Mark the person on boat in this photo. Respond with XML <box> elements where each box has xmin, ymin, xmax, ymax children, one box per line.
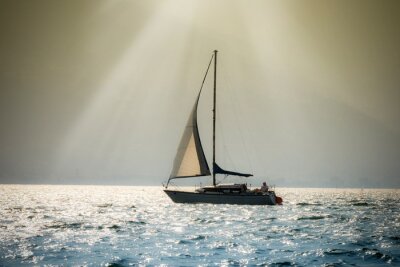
<box><xmin>260</xmin><ymin>182</ymin><xmax>269</xmax><ymax>192</ymax></box>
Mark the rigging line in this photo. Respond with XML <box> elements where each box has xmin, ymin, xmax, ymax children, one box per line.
<box><xmin>218</xmin><ymin>174</ymin><xmax>229</xmax><ymax>185</ymax></box>
<box><xmin>221</xmin><ymin>68</ymin><xmax>253</xmax><ymax>174</ymax></box>
<box><xmin>198</xmin><ymin>53</ymin><xmax>215</xmax><ymax>96</ymax></box>
<box><xmin>215</xmin><ymin>61</ymin><xmax>237</xmax><ymax>171</ymax></box>
<box><xmin>216</xmin><ymin>110</ymin><xmax>236</xmax><ymax>170</ymax></box>
<box><xmin>196</xmin><ymin>52</ymin><xmax>214</xmax><ymax>173</ymax></box>
<box><xmin>210</xmin><ymin>54</ymin><xmax>237</xmax><ymax>174</ymax></box>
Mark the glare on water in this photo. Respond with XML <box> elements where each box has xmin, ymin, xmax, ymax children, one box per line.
<box><xmin>0</xmin><ymin>185</ymin><xmax>399</xmax><ymax>266</ymax></box>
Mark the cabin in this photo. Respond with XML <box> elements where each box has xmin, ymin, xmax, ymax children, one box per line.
<box><xmin>197</xmin><ymin>184</ymin><xmax>248</xmax><ymax>194</ymax></box>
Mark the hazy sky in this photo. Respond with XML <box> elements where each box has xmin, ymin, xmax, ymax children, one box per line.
<box><xmin>0</xmin><ymin>0</ymin><xmax>399</xmax><ymax>188</ymax></box>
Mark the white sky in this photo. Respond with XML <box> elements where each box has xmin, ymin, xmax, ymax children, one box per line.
<box><xmin>0</xmin><ymin>0</ymin><xmax>399</xmax><ymax>187</ymax></box>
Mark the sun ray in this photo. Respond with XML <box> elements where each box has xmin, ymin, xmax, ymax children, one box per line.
<box><xmin>52</xmin><ymin>0</ymin><xmax>197</xmax><ymax>181</ymax></box>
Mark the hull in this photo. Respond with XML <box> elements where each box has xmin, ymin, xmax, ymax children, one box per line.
<box><xmin>164</xmin><ymin>189</ymin><xmax>277</xmax><ymax>205</ymax></box>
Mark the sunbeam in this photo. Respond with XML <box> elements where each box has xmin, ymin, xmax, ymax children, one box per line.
<box><xmin>53</xmin><ymin>0</ymin><xmax>197</xmax><ymax>183</ymax></box>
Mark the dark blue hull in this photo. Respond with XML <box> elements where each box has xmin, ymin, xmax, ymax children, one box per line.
<box><xmin>164</xmin><ymin>189</ymin><xmax>277</xmax><ymax>205</ymax></box>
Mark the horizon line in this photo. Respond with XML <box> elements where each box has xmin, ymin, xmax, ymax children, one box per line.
<box><xmin>0</xmin><ymin>183</ymin><xmax>399</xmax><ymax>190</ymax></box>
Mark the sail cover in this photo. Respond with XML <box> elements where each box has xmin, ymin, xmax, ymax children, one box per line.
<box><xmin>169</xmin><ymin>95</ymin><xmax>211</xmax><ymax>178</ymax></box>
<box><xmin>213</xmin><ymin>162</ymin><xmax>253</xmax><ymax>177</ymax></box>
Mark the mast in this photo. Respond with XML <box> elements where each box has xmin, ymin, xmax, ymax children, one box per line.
<box><xmin>212</xmin><ymin>50</ymin><xmax>218</xmax><ymax>186</ymax></box>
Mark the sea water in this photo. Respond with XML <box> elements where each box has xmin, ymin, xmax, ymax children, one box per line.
<box><xmin>0</xmin><ymin>185</ymin><xmax>399</xmax><ymax>266</ymax></box>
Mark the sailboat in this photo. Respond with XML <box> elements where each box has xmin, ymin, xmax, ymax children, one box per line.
<box><xmin>163</xmin><ymin>50</ymin><xmax>282</xmax><ymax>205</ymax></box>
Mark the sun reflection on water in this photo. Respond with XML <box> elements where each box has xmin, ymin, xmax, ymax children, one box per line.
<box><xmin>0</xmin><ymin>185</ymin><xmax>399</xmax><ymax>266</ymax></box>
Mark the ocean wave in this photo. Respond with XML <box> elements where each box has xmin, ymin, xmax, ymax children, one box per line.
<box><xmin>97</xmin><ymin>203</ymin><xmax>113</xmax><ymax>208</ymax></box>
<box><xmin>297</xmin><ymin>215</ymin><xmax>325</xmax><ymax>220</ymax></box>
<box><xmin>297</xmin><ymin>202</ymin><xmax>322</xmax><ymax>206</ymax></box>
<box><xmin>269</xmin><ymin>261</ymin><xmax>295</xmax><ymax>266</ymax></box>
<box><xmin>1</xmin><ymin>185</ymin><xmax>399</xmax><ymax>266</ymax></box>
<box><xmin>324</xmin><ymin>248</ymin><xmax>356</xmax><ymax>256</ymax></box>
<box><xmin>362</xmin><ymin>248</ymin><xmax>394</xmax><ymax>262</ymax></box>
<box><xmin>106</xmin><ymin>259</ymin><xmax>136</xmax><ymax>267</ymax></box>
<box><xmin>44</xmin><ymin>221</ymin><xmax>83</xmax><ymax>229</ymax></box>
<box><xmin>351</xmin><ymin>202</ymin><xmax>369</xmax><ymax>206</ymax></box>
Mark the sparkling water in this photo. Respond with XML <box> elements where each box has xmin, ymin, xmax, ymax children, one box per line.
<box><xmin>0</xmin><ymin>185</ymin><xmax>399</xmax><ymax>266</ymax></box>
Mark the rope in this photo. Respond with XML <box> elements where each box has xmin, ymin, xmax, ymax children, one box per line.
<box><xmin>198</xmin><ymin>53</ymin><xmax>215</xmax><ymax>96</ymax></box>
<box><xmin>220</xmin><ymin>67</ymin><xmax>254</xmax><ymax>175</ymax></box>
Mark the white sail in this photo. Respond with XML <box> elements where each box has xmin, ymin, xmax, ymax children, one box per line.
<box><xmin>170</xmin><ymin>97</ymin><xmax>211</xmax><ymax>178</ymax></box>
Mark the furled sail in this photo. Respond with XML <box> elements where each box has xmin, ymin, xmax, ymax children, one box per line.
<box><xmin>213</xmin><ymin>163</ymin><xmax>253</xmax><ymax>177</ymax></box>
<box><xmin>169</xmin><ymin>94</ymin><xmax>211</xmax><ymax>179</ymax></box>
